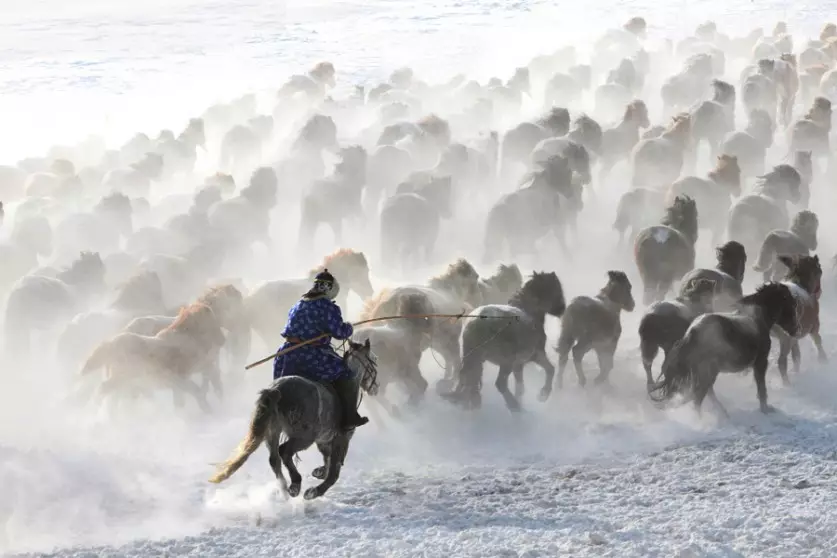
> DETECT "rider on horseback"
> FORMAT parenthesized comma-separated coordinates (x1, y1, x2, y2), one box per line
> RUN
(273, 269, 369, 431)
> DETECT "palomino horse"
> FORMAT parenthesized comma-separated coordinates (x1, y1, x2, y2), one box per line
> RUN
(209, 339, 379, 500)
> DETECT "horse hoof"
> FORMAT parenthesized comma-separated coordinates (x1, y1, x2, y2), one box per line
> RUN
(304, 487, 321, 500)
(761, 404, 777, 414)
(538, 388, 551, 402)
(288, 484, 301, 497)
(312, 467, 326, 480)
(435, 378, 455, 395)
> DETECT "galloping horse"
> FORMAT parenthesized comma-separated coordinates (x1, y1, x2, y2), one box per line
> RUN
(209, 340, 379, 500)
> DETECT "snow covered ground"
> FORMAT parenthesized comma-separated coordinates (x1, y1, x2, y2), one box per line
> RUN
(4, 0, 837, 557)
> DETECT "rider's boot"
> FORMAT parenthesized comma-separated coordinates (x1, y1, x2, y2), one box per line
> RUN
(332, 377, 369, 431)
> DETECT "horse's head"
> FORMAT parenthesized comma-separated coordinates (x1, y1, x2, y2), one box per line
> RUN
(791, 210, 819, 250)
(346, 339, 379, 396)
(538, 107, 571, 137)
(716, 240, 748, 282)
(780, 254, 823, 298)
(517, 271, 566, 317)
(564, 142, 592, 186)
(242, 167, 279, 208)
(748, 109, 775, 144)
(759, 164, 801, 204)
(681, 278, 717, 311)
(711, 154, 741, 196)
(603, 270, 635, 312)
(662, 195, 699, 245)
(793, 150, 813, 180)
(626, 100, 650, 129)
(757, 58, 776, 76)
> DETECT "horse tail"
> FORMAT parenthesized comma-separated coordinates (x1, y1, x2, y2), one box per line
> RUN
(648, 335, 692, 402)
(79, 339, 115, 376)
(209, 388, 277, 484)
(751, 234, 774, 272)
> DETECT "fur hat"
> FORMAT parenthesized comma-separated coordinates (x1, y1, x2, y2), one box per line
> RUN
(303, 268, 340, 300)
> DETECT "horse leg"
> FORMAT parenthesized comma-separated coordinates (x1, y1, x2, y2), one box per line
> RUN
(555, 336, 574, 390)
(512, 365, 524, 398)
(531, 350, 556, 401)
(312, 442, 331, 480)
(640, 339, 659, 386)
(268, 446, 290, 495)
(305, 435, 349, 500)
(404, 363, 428, 407)
(279, 437, 308, 497)
(753, 354, 775, 413)
(692, 363, 719, 415)
(811, 331, 827, 363)
(495, 365, 521, 412)
(436, 335, 461, 382)
(706, 385, 730, 419)
(207, 361, 225, 401)
(777, 335, 792, 385)
(172, 375, 212, 413)
(572, 339, 593, 388)
(593, 344, 616, 385)
(790, 340, 802, 375)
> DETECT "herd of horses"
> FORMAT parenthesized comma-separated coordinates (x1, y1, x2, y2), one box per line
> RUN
(2, 17, 837, 499)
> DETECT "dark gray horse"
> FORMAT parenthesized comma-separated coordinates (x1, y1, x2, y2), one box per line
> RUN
(677, 240, 747, 311)
(634, 195, 699, 305)
(752, 210, 818, 281)
(440, 271, 566, 412)
(556, 270, 635, 388)
(209, 340, 379, 500)
(639, 278, 716, 386)
(649, 282, 799, 416)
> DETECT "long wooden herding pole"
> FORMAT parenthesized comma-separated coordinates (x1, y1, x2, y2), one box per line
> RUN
(243, 312, 514, 370)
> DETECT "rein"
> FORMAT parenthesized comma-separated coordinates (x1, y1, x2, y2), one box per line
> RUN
(244, 312, 519, 370)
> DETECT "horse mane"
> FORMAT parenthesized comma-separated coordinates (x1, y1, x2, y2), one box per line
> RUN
(599, 270, 630, 299)
(573, 114, 601, 135)
(782, 255, 822, 291)
(428, 258, 479, 291)
(738, 281, 791, 308)
(521, 153, 570, 187)
(708, 154, 740, 183)
(624, 100, 647, 122)
(112, 270, 164, 311)
(508, 271, 558, 308)
(805, 97, 832, 121)
(60, 251, 104, 283)
(159, 302, 214, 335)
(359, 287, 392, 321)
(96, 192, 132, 214)
(416, 114, 451, 142)
(310, 248, 368, 277)
(791, 209, 818, 231)
(678, 278, 716, 304)
(661, 195, 698, 242)
(665, 113, 691, 136)
(538, 107, 570, 134)
(198, 284, 243, 308)
(711, 79, 735, 104)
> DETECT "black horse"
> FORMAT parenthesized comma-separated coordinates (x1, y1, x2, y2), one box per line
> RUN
(639, 278, 716, 386)
(649, 282, 799, 416)
(677, 240, 747, 311)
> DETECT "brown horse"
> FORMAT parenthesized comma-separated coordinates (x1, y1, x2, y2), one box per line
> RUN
(80, 303, 227, 412)
(773, 255, 826, 384)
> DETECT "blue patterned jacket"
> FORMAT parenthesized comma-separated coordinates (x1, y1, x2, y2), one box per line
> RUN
(273, 297, 354, 382)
